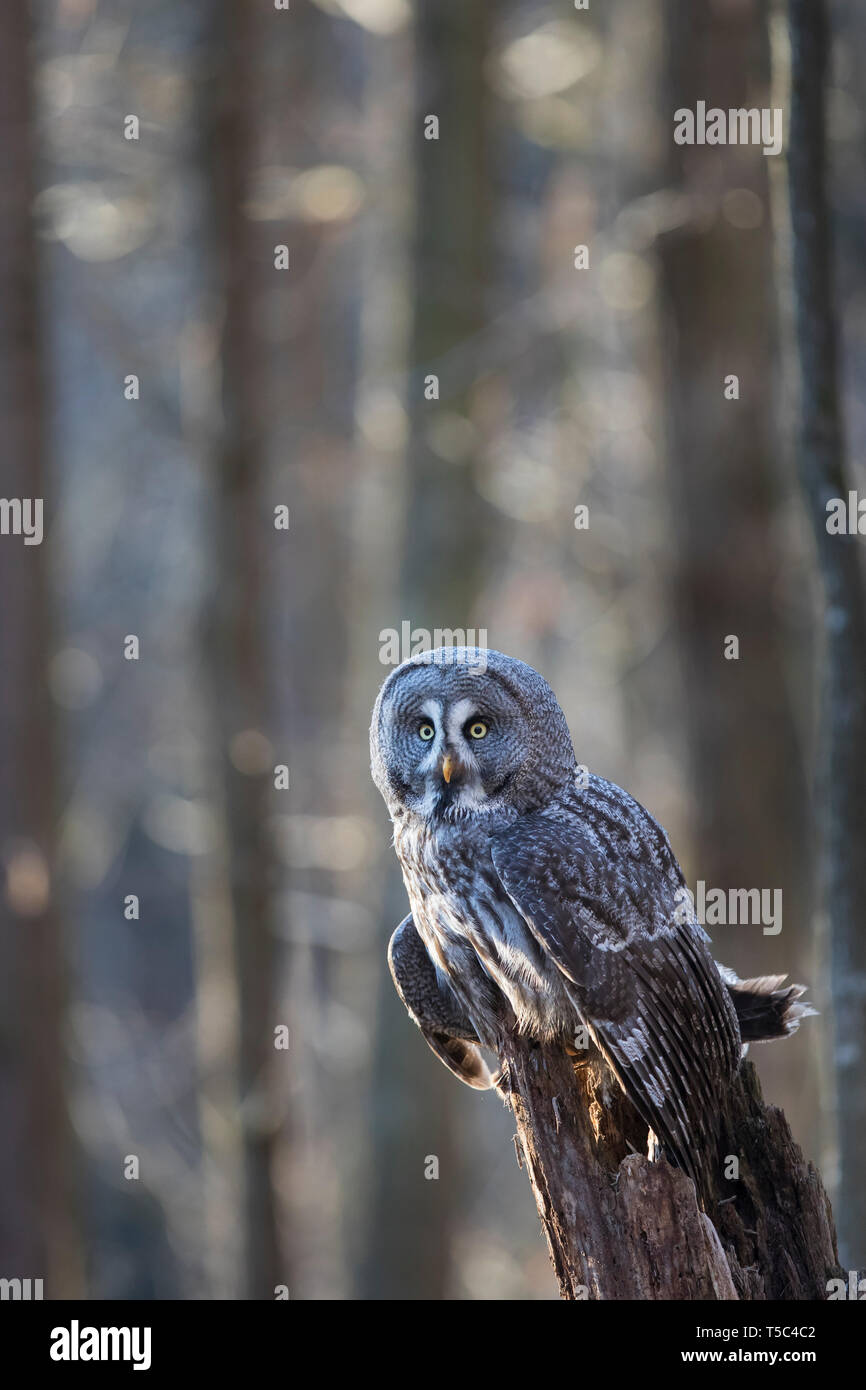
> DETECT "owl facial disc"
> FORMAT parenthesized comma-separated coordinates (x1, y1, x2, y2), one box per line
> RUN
(370, 646, 578, 821)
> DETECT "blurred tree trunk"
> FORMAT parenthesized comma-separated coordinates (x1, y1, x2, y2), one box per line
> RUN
(787, 0, 866, 1268)
(400, 2, 498, 607)
(201, 0, 283, 1299)
(0, 2, 78, 1294)
(658, 0, 814, 1138)
(361, 0, 496, 1299)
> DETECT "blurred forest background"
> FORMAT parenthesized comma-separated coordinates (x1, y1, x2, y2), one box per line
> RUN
(1, 0, 865, 1300)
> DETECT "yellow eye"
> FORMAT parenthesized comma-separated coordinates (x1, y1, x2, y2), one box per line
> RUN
(468, 721, 488, 739)
(418, 723, 435, 741)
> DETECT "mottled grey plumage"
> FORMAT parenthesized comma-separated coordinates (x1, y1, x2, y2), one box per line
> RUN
(371, 647, 813, 1192)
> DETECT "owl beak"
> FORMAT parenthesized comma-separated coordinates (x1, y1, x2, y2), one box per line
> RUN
(444, 750, 469, 783)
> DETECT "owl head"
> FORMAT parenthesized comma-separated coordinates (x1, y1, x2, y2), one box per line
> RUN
(370, 647, 576, 821)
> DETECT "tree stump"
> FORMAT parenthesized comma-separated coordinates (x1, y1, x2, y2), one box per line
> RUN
(500, 1038, 842, 1300)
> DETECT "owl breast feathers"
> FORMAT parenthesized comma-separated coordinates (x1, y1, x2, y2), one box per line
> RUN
(371, 647, 814, 1194)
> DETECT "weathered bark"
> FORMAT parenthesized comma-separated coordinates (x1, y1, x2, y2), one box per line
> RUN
(502, 1038, 841, 1300)
(787, 0, 866, 1269)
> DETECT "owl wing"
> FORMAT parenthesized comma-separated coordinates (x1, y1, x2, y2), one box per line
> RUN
(388, 915, 498, 1090)
(490, 811, 740, 1192)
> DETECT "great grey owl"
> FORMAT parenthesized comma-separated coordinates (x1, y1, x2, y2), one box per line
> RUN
(370, 647, 813, 1193)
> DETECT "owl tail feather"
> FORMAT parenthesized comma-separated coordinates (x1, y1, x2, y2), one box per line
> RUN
(718, 965, 818, 1042)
